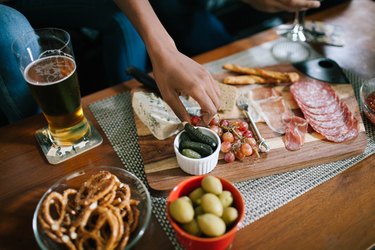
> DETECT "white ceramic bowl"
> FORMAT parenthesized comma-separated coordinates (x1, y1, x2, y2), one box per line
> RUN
(174, 127, 221, 175)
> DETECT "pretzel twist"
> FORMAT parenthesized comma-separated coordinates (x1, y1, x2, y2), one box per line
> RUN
(38, 170, 141, 250)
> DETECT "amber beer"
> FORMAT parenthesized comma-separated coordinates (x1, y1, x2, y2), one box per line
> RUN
(25, 55, 90, 146)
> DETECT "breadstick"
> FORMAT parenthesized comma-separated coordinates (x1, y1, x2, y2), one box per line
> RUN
(223, 75, 269, 85)
(223, 63, 299, 83)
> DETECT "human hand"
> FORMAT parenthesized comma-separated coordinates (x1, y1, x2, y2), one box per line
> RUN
(151, 47, 220, 125)
(242, 0, 321, 13)
(114, 0, 220, 124)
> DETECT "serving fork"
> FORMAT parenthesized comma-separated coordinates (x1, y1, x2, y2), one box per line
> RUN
(236, 94, 270, 153)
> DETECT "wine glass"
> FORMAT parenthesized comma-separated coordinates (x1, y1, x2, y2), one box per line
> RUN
(277, 10, 317, 43)
(271, 7, 321, 63)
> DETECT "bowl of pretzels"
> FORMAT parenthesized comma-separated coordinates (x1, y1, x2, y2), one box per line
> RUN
(32, 166, 152, 250)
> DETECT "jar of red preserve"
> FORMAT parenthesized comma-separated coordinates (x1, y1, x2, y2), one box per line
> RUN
(360, 78, 375, 124)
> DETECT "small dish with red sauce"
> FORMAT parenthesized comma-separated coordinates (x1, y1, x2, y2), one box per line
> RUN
(360, 78, 375, 124)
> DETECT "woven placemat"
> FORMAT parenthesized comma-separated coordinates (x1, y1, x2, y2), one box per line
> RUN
(89, 40, 375, 249)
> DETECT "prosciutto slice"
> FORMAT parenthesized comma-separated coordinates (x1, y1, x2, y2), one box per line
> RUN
(283, 115, 308, 151)
(249, 87, 290, 134)
(290, 80, 359, 142)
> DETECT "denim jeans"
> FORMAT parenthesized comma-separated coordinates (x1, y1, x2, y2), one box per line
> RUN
(0, 1, 147, 124)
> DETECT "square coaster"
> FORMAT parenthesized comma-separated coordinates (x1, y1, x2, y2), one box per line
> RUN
(35, 120, 103, 164)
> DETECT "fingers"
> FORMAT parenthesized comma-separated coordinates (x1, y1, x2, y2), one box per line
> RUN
(300, 0, 321, 9)
(287, 0, 321, 11)
(206, 74, 221, 111)
(163, 78, 219, 126)
(162, 91, 191, 123)
(190, 85, 218, 125)
(210, 75, 222, 107)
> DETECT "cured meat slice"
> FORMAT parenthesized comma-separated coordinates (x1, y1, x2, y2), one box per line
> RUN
(249, 86, 280, 101)
(305, 102, 351, 128)
(255, 96, 291, 134)
(283, 115, 308, 151)
(290, 80, 359, 142)
(296, 96, 340, 115)
(301, 101, 342, 121)
(291, 79, 341, 110)
(248, 86, 289, 133)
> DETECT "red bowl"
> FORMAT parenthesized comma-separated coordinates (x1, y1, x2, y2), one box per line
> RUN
(166, 176, 245, 250)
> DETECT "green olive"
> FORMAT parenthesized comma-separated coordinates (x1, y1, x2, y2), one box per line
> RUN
(169, 197, 194, 224)
(197, 213, 226, 237)
(200, 193, 223, 217)
(182, 219, 202, 236)
(189, 187, 205, 205)
(180, 196, 193, 206)
(218, 191, 233, 208)
(222, 207, 239, 225)
(201, 176, 222, 195)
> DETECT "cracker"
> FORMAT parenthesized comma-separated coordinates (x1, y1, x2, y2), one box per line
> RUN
(218, 83, 237, 112)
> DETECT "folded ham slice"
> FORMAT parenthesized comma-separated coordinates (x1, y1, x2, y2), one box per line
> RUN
(248, 86, 308, 150)
(283, 115, 308, 151)
(249, 87, 290, 134)
(290, 80, 359, 142)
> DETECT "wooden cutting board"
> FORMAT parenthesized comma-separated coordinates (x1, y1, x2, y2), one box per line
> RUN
(134, 64, 367, 194)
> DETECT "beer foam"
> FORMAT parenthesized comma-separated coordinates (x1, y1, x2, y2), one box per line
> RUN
(25, 55, 76, 86)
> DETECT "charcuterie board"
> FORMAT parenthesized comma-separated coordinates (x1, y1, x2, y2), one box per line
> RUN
(133, 64, 367, 193)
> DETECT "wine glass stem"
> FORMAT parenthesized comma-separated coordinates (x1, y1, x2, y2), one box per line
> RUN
(293, 10, 306, 27)
(290, 10, 308, 41)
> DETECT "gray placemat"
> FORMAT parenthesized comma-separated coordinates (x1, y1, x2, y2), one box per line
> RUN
(89, 40, 375, 249)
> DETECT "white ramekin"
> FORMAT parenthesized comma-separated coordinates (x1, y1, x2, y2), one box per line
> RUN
(174, 127, 221, 175)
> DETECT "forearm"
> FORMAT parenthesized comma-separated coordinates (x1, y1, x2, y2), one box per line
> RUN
(113, 0, 176, 64)
(113, 0, 220, 124)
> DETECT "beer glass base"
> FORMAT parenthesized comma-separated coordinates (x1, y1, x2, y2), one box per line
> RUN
(35, 120, 103, 164)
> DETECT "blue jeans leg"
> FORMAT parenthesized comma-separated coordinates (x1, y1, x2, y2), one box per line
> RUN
(0, 4, 39, 124)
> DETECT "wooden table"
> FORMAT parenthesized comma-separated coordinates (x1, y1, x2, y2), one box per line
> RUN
(1, 1, 375, 249)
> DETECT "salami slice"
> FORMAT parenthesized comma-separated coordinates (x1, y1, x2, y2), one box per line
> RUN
(292, 80, 338, 108)
(290, 80, 359, 142)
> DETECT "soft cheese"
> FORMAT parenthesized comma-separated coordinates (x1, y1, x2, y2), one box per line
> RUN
(132, 91, 183, 140)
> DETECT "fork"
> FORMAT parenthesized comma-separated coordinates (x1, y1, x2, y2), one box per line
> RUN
(236, 94, 270, 153)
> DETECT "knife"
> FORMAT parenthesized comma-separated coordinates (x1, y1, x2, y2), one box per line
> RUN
(126, 66, 201, 116)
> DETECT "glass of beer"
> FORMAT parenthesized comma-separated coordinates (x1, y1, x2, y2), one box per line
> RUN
(13, 28, 102, 164)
